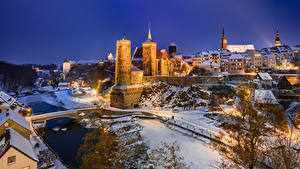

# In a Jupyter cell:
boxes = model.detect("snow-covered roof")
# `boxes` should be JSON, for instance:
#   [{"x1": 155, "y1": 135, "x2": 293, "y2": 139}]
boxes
[
  {"x1": 229, "y1": 54, "x2": 244, "y2": 59},
  {"x1": 199, "y1": 61, "x2": 219, "y2": 67},
  {"x1": 169, "y1": 42, "x2": 177, "y2": 46},
  {"x1": 77, "y1": 59, "x2": 99, "y2": 64},
  {"x1": 254, "y1": 90, "x2": 278, "y2": 104},
  {"x1": 174, "y1": 55, "x2": 183, "y2": 59},
  {"x1": 290, "y1": 46, "x2": 300, "y2": 51},
  {"x1": 0, "y1": 91, "x2": 16, "y2": 106},
  {"x1": 227, "y1": 44, "x2": 255, "y2": 53},
  {"x1": 0, "y1": 128, "x2": 38, "y2": 161},
  {"x1": 131, "y1": 65, "x2": 142, "y2": 71},
  {"x1": 58, "y1": 82, "x2": 70, "y2": 86},
  {"x1": 257, "y1": 73, "x2": 272, "y2": 81},
  {"x1": 0, "y1": 109, "x2": 31, "y2": 131}
]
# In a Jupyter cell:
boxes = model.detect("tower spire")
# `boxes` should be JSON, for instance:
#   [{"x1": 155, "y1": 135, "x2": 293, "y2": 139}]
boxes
[
  {"x1": 123, "y1": 33, "x2": 127, "y2": 40},
  {"x1": 222, "y1": 26, "x2": 225, "y2": 38},
  {"x1": 275, "y1": 27, "x2": 281, "y2": 46},
  {"x1": 148, "y1": 23, "x2": 152, "y2": 41}
]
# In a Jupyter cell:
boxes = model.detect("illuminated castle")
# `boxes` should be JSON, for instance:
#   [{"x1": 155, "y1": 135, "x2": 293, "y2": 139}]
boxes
[{"x1": 110, "y1": 35, "x2": 144, "y2": 109}]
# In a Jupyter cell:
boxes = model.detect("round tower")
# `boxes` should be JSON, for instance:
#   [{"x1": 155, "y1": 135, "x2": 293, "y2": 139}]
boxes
[
  {"x1": 168, "y1": 42, "x2": 177, "y2": 58},
  {"x1": 115, "y1": 35, "x2": 132, "y2": 86}
]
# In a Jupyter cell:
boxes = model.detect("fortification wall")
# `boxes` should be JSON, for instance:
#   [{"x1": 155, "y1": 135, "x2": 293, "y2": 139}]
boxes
[{"x1": 143, "y1": 76, "x2": 224, "y2": 87}]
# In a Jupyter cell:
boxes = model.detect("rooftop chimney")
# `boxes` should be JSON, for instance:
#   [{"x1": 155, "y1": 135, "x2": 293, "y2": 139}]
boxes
[{"x1": 5, "y1": 129, "x2": 11, "y2": 144}]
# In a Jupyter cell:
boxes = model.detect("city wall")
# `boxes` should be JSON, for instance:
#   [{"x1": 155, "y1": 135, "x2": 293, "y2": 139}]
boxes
[{"x1": 143, "y1": 76, "x2": 225, "y2": 87}]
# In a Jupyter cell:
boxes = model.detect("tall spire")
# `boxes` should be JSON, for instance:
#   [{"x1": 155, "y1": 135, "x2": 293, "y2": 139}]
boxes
[
  {"x1": 123, "y1": 33, "x2": 127, "y2": 40},
  {"x1": 148, "y1": 23, "x2": 152, "y2": 41},
  {"x1": 222, "y1": 26, "x2": 225, "y2": 38},
  {"x1": 275, "y1": 27, "x2": 281, "y2": 46}
]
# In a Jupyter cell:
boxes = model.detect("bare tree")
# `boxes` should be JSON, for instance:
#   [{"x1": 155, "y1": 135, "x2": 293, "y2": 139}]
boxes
[
  {"x1": 76, "y1": 123, "x2": 125, "y2": 169},
  {"x1": 264, "y1": 129, "x2": 300, "y2": 169},
  {"x1": 214, "y1": 88, "x2": 271, "y2": 169},
  {"x1": 148, "y1": 141, "x2": 191, "y2": 169}
]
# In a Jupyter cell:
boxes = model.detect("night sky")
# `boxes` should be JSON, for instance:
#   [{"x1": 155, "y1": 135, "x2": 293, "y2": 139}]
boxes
[{"x1": 0, "y1": 0, "x2": 299, "y2": 65}]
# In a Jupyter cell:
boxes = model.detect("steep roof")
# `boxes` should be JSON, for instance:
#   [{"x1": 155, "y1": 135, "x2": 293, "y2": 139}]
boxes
[
  {"x1": 0, "y1": 91, "x2": 16, "y2": 106},
  {"x1": 254, "y1": 90, "x2": 278, "y2": 104},
  {"x1": 229, "y1": 54, "x2": 244, "y2": 59},
  {"x1": 199, "y1": 61, "x2": 219, "y2": 67},
  {"x1": 0, "y1": 128, "x2": 38, "y2": 161},
  {"x1": 227, "y1": 44, "x2": 255, "y2": 53},
  {"x1": 278, "y1": 76, "x2": 292, "y2": 90},
  {"x1": 0, "y1": 109, "x2": 30, "y2": 131},
  {"x1": 257, "y1": 73, "x2": 272, "y2": 81}
]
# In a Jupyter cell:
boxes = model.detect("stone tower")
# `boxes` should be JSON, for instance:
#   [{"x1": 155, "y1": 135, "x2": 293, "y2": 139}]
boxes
[
  {"x1": 220, "y1": 26, "x2": 227, "y2": 50},
  {"x1": 110, "y1": 35, "x2": 144, "y2": 109},
  {"x1": 275, "y1": 29, "x2": 281, "y2": 47},
  {"x1": 115, "y1": 34, "x2": 132, "y2": 86},
  {"x1": 142, "y1": 26, "x2": 157, "y2": 76}
]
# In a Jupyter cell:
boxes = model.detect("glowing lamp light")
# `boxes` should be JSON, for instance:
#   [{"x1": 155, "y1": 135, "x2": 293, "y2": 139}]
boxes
[
  {"x1": 297, "y1": 124, "x2": 300, "y2": 129},
  {"x1": 93, "y1": 90, "x2": 97, "y2": 95}
]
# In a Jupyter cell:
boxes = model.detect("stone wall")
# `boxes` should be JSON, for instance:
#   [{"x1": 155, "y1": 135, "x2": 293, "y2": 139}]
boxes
[
  {"x1": 110, "y1": 86, "x2": 143, "y2": 109},
  {"x1": 143, "y1": 76, "x2": 224, "y2": 87}
]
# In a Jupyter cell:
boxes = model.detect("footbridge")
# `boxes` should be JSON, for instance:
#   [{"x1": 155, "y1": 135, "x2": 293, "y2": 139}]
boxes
[{"x1": 31, "y1": 106, "x2": 102, "y2": 122}]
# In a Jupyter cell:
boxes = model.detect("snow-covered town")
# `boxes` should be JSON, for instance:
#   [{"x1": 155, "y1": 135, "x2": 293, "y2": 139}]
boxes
[{"x1": 1, "y1": 1, "x2": 300, "y2": 169}]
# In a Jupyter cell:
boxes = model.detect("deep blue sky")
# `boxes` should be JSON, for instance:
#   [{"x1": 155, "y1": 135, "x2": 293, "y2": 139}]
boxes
[{"x1": 0, "y1": 0, "x2": 299, "y2": 65}]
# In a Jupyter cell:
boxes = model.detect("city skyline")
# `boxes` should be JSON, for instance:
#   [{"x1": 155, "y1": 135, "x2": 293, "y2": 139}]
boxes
[{"x1": 1, "y1": 0, "x2": 299, "y2": 65}]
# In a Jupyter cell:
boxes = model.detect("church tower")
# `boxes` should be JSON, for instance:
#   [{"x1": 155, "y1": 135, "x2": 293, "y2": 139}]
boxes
[
  {"x1": 142, "y1": 25, "x2": 157, "y2": 76},
  {"x1": 220, "y1": 26, "x2": 227, "y2": 50},
  {"x1": 115, "y1": 34, "x2": 131, "y2": 86},
  {"x1": 275, "y1": 29, "x2": 281, "y2": 47}
]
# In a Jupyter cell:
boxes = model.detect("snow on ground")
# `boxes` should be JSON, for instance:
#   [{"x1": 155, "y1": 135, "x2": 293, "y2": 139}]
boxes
[
  {"x1": 18, "y1": 88, "x2": 105, "y2": 110},
  {"x1": 54, "y1": 90, "x2": 87, "y2": 109},
  {"x1": 154, "y1": 107, "x2": 223, "y2": 134},
  {"x1": 139, "y1": 119, "x2": 221, "y2": 169}
]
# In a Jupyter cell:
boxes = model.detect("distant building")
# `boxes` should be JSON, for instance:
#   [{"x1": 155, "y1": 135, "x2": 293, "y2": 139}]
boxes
[
  {"x1": 228, "y1": 54, "x2": 245, "y2": 73},
  {"x1": 227, "y1": 45, "x2": 255, "y2": 53},
  {"x1": 168, "y1": 43, "x2": 178, "y2": 58},
  {"x1": 246, "y1": 50, "x2": 264, "y2": 68},
  {"x1": 219, "y1": 26, "x2": 255, "y2": 53},
  {"x1": 62, "y1": 59, "x2": 75, "y2": 79},
  {"x1": 0, "y1": 129, "x2": 38, "y2": 169},
  {"x1": 198, "y1": 61, "x2": 220, "y2": 73},
  {"x1": 263, "y1": 53, "x2": 277, "y2": 68},
  {"x1": 107, "y1": 53, "x2": 114, "y2": 61}
]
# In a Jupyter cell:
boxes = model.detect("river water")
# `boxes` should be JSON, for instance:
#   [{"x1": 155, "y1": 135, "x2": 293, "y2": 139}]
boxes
[{"x1": 26, "y1": 98, "x2": 90, "y2": 167}]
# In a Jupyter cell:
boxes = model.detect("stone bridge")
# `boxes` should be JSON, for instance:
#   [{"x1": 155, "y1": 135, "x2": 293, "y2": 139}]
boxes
[{"x1": 31, "y1": 106, "x2": 102, "y2": 122}]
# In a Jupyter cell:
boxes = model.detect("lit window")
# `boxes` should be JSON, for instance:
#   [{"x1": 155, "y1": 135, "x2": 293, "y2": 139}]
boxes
[
  {"x1": 21, "y1": 167, "x2": 30, "y2": 169},
  {"x1": 7, "y1": 156, "x2": 16, "y2": 165}
]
